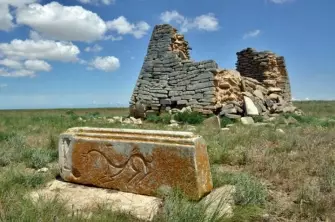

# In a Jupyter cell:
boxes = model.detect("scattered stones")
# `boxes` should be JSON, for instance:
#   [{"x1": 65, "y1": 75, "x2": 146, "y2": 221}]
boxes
[
  {"x1": 285, "y1": 116, "x2": 298, "y2": 125},
  {"x1": 37, "y1": 167, "x2": 48, "y2": 173},
  {"x1": 29, "y1": 179, "x2": 163, "y2": 221},
  {"x1": 107, "y1": 118, "x2": 116, "y2": 123},
  {"x1": 241, "y1": 117, "x2": 255, "y2": 125},
  {"x1": 168, "y1": 123, "x2": 179, "y2": 128},
  {"x1": 113, "y1": 116, "x2": 123, "y2": 123},
  {"x1": 224, "y1": 114, "x2": 241, "y2": 119},
  {"x1": 244, "y1": 96, "x2": 259, "y2": 116},
  {"x1": 59, "y1": 127, "x2": 213, "y2": 200},
  {"x1": 276, "y1": 128, "x2": 285, "y2": 134},
  {"x1": 253, "y1": 90, "x2": 264, "y2": 100}
]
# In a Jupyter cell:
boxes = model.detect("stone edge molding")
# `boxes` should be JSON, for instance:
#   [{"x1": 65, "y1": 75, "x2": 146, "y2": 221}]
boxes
[{"x1": 58, "y1": 127, "x2": 213, "y2": 200}]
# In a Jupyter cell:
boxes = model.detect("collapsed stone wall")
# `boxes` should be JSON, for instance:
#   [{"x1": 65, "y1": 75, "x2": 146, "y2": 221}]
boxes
[
  {"x1": 130, "y1": 24, "x2": 219, "y2": 115},
  {"x1": 130, "y1": 24, "x2": 296, "y2": 118},
  {"x1": 236, "y1": 48, "x2": 292, "y2": 103}
]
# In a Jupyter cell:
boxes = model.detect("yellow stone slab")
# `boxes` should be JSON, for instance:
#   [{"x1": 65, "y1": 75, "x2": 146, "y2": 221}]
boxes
[{"x1": 59, "y1": 127, "x2": 213, "y2": 200}]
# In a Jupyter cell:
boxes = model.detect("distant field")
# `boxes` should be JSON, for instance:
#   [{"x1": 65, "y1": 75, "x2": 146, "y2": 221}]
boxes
[{"x1": 0, "y1": 101, "x2": 334, "y2": 221}]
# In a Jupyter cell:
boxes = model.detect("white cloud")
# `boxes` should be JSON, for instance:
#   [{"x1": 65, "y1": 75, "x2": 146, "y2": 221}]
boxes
[
  {"x1": 0, "y1": 39, "x2": 80, "y2": 62},
  {"x1": 160, "y1": 11, "x2": 219, "y2": 32},
  {"x1": 24, "y1": 59, "x2": 51, "y2": 72},
  {"x1": 29, "y1": 30, "x2": 43, "y2": 41},
  {"x1": 103, "y1": 35, "x2": 123, "y2": 41},
  {"x1": 243, "y1": 29, "x2": 261, "y2": 39},
  {"x1": 85, "y1": 44, "x2": 102, "y2": 53},
  {"x1": 78, "y1": 0, "x2": 115, "y2": 5},
  {"x1": 106, "y1": 16, "x2": 150, "y2": 39},
  {"x1": 16, "y1": 2, "x2": 107, "y2": 42},
  {"x1": 0, "y1": 4, "x2": 14, "y2": 31},
  {"x1": 0, "y1": 67, "x2": 35, "y2": 77},
  {"x1": 89, "y1": 56, "x2": 120, "y2": 72},
  {"x1": 268, "y1": 0, "x2": 293, "y2": 4},
  {"x1": 0, "y1": 58, "x2": 22, "y2": 69},
  {"x1": 130, "y1": 56, "x2": 135, "y2": 60},
  {"x1": 160, "y1": 11, "x2": 185, "y2": 24},
  {"x1": 192, "y1": 14, "x2": 219, "y2": 31}
]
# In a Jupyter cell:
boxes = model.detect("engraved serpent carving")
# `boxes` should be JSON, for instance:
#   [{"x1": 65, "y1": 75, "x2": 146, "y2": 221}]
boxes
[{"x1": 78, "y1": 144, "x2": 153, "y2": 188}]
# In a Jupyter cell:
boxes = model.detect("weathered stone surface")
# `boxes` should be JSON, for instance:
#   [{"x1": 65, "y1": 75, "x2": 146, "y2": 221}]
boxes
[
  {"x1": 203, "y1": 116, "x2": 221, "y2": 132},
  {"x1": 225, "y1": 114, "x2": 241, "y2": 119},
  {"x1": 241, "y1": 117, "x2": 255, "y2": 125},
  {"x1": 29, "y1": 179, "x2": 162, "y2": 221},
  {"x1": 244, "y1": 96, "x2": 259, "y2": 116},
  {"x1": 59, "y1": 127, "x2": 213, "y2": 200},
  {"x1": 201, "y1": 185, "x2": 235, "y2": 220}
]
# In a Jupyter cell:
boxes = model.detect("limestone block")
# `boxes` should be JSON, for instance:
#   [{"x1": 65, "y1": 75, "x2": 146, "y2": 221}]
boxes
[
  {"x1": 29, "y1": 179, "x2": 162, "y2": 221},
  {"x1": 244, "y1": 96, "x2": 259, "y2": 116},
  {"x1": 59, "y1": 127, "x2": 213, "y2": 200}
]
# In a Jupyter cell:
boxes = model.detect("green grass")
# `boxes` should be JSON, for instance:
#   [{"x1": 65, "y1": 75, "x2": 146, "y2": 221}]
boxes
[{"x1": 0, "y1": 101, "x2": 334, "y2": 221}]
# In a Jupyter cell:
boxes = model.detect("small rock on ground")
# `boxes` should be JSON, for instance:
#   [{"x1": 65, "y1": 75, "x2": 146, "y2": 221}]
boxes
[
  {"x1": 203, "y1": 116, "x2": 221, "y2": 132},
  {"x1": 241, "y1": 117, "x2": 255, "y2": 125},
  {"x1": 200, "y1": 185, "x2": 235, "y2": 220},
  {"x1": 276, "y1": 128, "x2": 285, "y2": 134}
]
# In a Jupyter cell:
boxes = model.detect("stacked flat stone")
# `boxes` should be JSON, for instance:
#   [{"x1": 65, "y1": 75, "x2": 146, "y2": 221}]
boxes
[
  {"x1": 130, "y1": 24, "x2": 218, "y2": 115},
  {"x1": 236, "y1": 48, "x2": 292, "y2": 103}
]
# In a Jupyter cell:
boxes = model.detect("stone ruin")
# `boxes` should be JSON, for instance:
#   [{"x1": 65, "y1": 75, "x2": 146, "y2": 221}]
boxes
[{"x1": 130, "y1": 24, "x2": 298, "y2": 118}]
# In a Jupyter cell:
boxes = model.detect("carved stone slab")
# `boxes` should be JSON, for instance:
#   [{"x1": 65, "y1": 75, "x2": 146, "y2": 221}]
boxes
[{"x1": 59, "y1": 127, "x2": 213, "y2": 200}]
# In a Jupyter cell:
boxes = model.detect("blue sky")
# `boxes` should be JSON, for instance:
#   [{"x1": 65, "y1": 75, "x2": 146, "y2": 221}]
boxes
[{"x1": 0, "y1": 0, "x2": 333, "y2": 109}]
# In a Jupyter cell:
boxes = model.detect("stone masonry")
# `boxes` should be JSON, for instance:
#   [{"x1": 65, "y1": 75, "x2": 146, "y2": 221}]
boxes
[
  {"x1": 236, "y1": 48, "x2": 292, "y2": 103},
  {"x1": 130, "y1": 24, "x2": 296, "y2": 117},
  {"x1": 130, "y1": 24, "x2": 219, "y2": 115}
]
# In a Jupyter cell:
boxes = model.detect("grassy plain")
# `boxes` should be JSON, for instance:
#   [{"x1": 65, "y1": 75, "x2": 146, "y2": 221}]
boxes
[{"x1": 0, "y1": 101, "x2": 334, "y2": 221}]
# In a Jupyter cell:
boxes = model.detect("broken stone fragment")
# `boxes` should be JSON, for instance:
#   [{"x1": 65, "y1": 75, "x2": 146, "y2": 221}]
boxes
[
  {"x1": 241, "y1": 117, "x2": 255, "y2": 125},
  {"x1": 203, "y1": 116, "x2": 221, "y2": 132},
  {"x1": 243, "y1": 96, "x2": 259, "y2": 116}
]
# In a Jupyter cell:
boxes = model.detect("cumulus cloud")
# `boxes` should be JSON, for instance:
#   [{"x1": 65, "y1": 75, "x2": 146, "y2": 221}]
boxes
[
  {"x1": 16, "y1": 2, "x2": 107, "y2": 42},
  {"x1": 160, "y1": 11, "x2": 219, "y2": 32},
  {"x1": 103, "y1": 35, "x2": 123, "y2": 41},
  {"x1": 24, "y1": 59, "x2": 51, "y2": 72},
  {"x1": 29, "y1": 30, "x2": 43, "y2": 41},
  {"x1": 0, "y1": 4, "x2": 14, "y2": 31},
  {"x1": 243, "y1": 29, "x2": 261, "y2": 39},
  {"x1": 85, "y1": 44, "x2": 102, "y2": 53},
  {"x1": 106, "y1": 16, "x2": 150, "y2": 39},
  {"x1": 77, "y1": 0, "x2": 115, "y2": 5},
  {"x1": 0, "y1": 67, "x2": 35, "y2": 77},
  {"x1": 89, "y1": 56, "x2": 120, "y2": 72},
  {"x1": 0, "y1": 58, "x2": 22, "y2": 69},
  {"x1": 0, "y1": 39, "x2": 80, "y2": 62}
]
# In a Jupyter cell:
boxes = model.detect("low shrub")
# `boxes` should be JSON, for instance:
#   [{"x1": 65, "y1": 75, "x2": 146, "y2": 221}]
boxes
[
  {"x1": 174, "y1": 111, "x2": 205, "y2": 125},
  {"x1": 212, "y1": 171, "x2": 267, "y2": 206}
]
